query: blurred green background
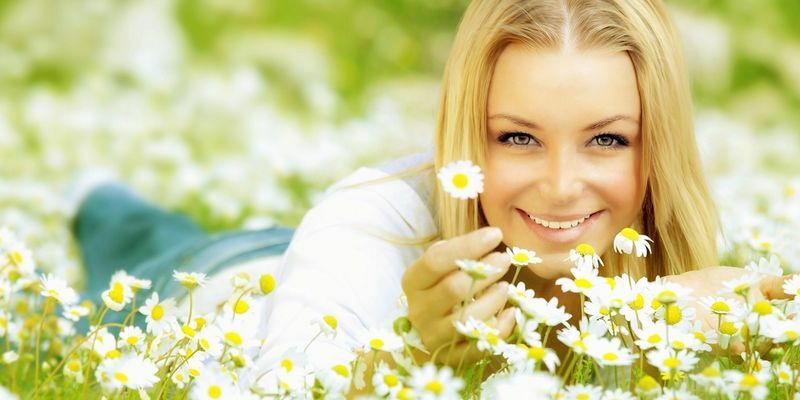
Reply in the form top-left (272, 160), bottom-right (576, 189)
top-left (0, 0), bottom-right (797, 284)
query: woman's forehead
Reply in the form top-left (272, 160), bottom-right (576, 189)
top-left (487, 44), bottom-right (641, 130)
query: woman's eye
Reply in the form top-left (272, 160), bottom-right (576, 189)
top-left (498, 132), bottom-right (536, 147)
top-left (591, 133), bottom-right (629, 148)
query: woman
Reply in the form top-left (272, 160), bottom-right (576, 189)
top-left (73, 0), bottom-right (789, 382)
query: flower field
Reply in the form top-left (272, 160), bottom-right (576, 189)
top-left (0, 0), bottom-right (799, 398)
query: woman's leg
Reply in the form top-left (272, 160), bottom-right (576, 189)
top-left (72, 183), bottom-right (209, 300)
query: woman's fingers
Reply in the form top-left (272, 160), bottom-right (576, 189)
top-left (402, 227), bottom-right (503, 292)
top-left (423, 252), bottom-right (511, 315)
top-left (759, 274), bottom-right (796, 300)
top-left (423, 283), bottom-right (513, 348)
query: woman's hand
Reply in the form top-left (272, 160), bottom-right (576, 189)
top-left (401, 227), bottom-right (516, 366)
top-left (669, 266), bottom-right (796, 353)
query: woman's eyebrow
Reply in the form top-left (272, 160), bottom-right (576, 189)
top-left (488, 113), bottom-right (639, 130)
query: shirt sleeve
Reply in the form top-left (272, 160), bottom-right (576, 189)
top-left (257, 168), bottom-right (434, 371)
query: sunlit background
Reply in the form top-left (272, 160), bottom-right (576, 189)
top-left (0, 0), bottom-right (797, 287)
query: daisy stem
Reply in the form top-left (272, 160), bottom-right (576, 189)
top-left (455, 341), bottom-right (471, 375)
top-left (592, 359), bottom-right (605, 387)
top-left (303, 330), bottom-right (323, 353)
top-left (557, 350), bottom-right (573, 376)
top-left (511, 266), bottom-right (522, 287)
top-left (542, 326), bottom-right (553, 347)
top-left (121, 296), bottom-right (138, 326)
top-left (82, 305), bottom-right (109, 394)
top-left (187, 288), bottom-right (194, 323)
top-left (161, 350), bottom-right (197, 394)
top-left (403, 343), bottom-right (418, 366)
top-left (34, 298), bottom-right (52, 386)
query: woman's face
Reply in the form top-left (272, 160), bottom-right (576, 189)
top-left (481, 43), bottom-right (644, 279)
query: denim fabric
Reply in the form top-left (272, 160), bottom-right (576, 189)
top-left (72, 184), bottom-right (293, 303)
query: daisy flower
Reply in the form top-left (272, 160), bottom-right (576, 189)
top-left (480, 371), bottom-right (561, 400)
top-left (101, 278), bottom-right (133, 312)
top-left (507, 282), bottom-right (535, 306)
top-left (138, 292), bottom-right (177, 335)
top-left (2, 350), bottom-right (18, 364)
top-left (566, 243), bottom-right (603, 269)
top-left (783, 274), bottom-right (800, 300)
top-left (723, 369), bottom-right (771, 400)
top-left (317, 363), bottom-right (352, 396)
top-left (62, 304), bottom-right (90, 322)
top-left (636, 375), bottom-right (661, 397)
top-left (645, 348), bottom-right (699, 377)
top-left (372, 361), bottom-right (403, 397)
top-left (500, 342), bottom-right (560, 373)
top-left (518, 296), bottom-right (571, 327)
top-left (556, 317), bottom-right (607, 354)
top-left (173, 270), bottom-right (207, 289)
top-left (763, 318), bottom-right (800, 344)
top-left (613, 227), bottom-right (653, 257)
top-left (720, 272), bottom-right (760, 297)
top-left (603, 388), bottom-right (637, 400)
top-left (63, 358), bottom-right (84, 383)
top-left (506, 247), bottom-right (542, 267)
top-left (39, 273), bottom-right (79, 306)
top-left (562, 384), bottom-right (603, 400)
top-left (358, 328), bottom-right (403, 353)
top-left (216, 314), bottom-right (260, 350)
top-left (585, 336), bottom-right (637, 367)
top-left (690, 361), bottom-right (726, 390)
top-left (744, 255), bottom-right (783, 276)
top-left (698, 296), bottom-right (741, 316)
top-left (314, 314), bottom-right (338, 338)
top-left (95, 353), bottom-right (159, 392)
top-left (189, 366), bottom-right (240, 400)
top-left (556, 263), bottom-right (602, 295)
top-left (408, 363), bottom-right (464, 400)
top-left (774, 362), bottom-right (796, 385)
top-left (455, 259), bottom-right (499, 280)
top-left (111, 270), bottom-right (152, 292)
top-left (118, 326), bottom-right (145, 350)
top-left (437, 160), bottom-right (484, 200)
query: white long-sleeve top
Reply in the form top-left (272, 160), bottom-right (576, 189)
top-left (257, 152), bottom-right (437, 370)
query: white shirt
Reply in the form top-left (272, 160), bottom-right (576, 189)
top-left (257, 153), bottom-right (437, 370)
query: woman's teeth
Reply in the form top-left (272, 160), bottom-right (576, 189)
top-left (528, 214), bottom-right (590, 229)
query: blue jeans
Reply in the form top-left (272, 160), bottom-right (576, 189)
top-left (72, 184), bottom-right (294, 303)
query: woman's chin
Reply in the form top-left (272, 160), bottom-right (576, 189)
top-left (526, 260), bottom-right (573, 281)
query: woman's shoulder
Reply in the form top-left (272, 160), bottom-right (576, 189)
top-left (298, 151), bottom-right (437, 238)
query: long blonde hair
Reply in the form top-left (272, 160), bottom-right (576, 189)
top-left (434, 0), bottom-right (718, 279)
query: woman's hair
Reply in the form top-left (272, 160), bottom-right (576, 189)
top-left (434, 0), bottom-right (718, 279)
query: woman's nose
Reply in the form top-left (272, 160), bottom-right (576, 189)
top-left (538, 148), bottom-right (585, 205)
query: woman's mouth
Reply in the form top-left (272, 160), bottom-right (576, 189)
top-left (517, 209), bottom-right (603, 244)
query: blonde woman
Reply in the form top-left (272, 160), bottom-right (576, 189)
top-left (257, 0), bottom-right (796, 376)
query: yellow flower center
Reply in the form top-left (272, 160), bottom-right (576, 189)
top-left (233, 300), bottom-right (249, 314)
top-left (384, 374), bottom-right (399, 387)
top-left (574, 278), bottom-right (592, 289)
top-left (657, 290), bottom-right (677, 304)
top-left (720, 321), bottom-right (737, 335)
top-left (528, 346), bottom-right (545, 360)
top-left (398, 387), bottom-right (414, 400)
top-left (323, 315), bottom-right (338, 330)
top-left (513, 253), bottom-right (529, 263)
top-left (780, 371), bottom-right (791, 381)
top-left (225, 332), bottom-right (243, 346)
top-left (151, 305), bottom-right (164, 321)
top-left (606, 277), bottom-right (616, 289)
top-left (281, 359), bottom-right (293, 372)
top-left (663, 357), bottom-right (680, 369)
top-left (424, 380), bottom-right (444, 394)
top-left (114, 372), bottom-right (128, 383)
top-left (200, 338), bottom-right (210, 350)
top-left (672, 340), bottom-right (685, 350)
top-left (576, 394), bottom-right (590, 400)
top-left (710, 301), bottom-right (730, 314)
top-left (666, 305), bottom-right (682, 325)
top-left (195, 317), bottom-right (206, 331)
top-left (208, 385), bottom-right (222, 398)
top-left (734, 283), bottom-right (750, 296)
top-left (109, 283), bottom-right (125, 304)
top-left (786, 331), bottom-right (798, 340)
top-left (370, 338), bottom-right (384, 349)
top-left (694, 331), bottom-right (707, 342)
top-left (575, 243), bottom-right (595, 256)
top-left (647, 334), bottom-right (661, 344)
top-left (752, 301), bottom-right (772, 316)
top-left (638, 376), bottom-right (659, 391)
top-left (260, 274), bottom-right (275, 294)
top-left (451, 174), bottom-right (468, 189)
top-left (126, 336), bottom-right (139, 345)
top-left (189, 368), bottom-right (200, 377)
top-left (105, 349), bottom-right (121, 359)
top-left (629, 294), bottom-right (644, 310)
top-left (603, 352), bottom-right (618, 362)
top-left (621, 227), bottom-right (639, 241)
top-left (67, 360), bottom-right (81, 372)
top-left (702, 366), bottom-right (720, 377)
top-left (572, 340), bottom-right (586, 352)
top-left (332, 364), bottom-right (349, 378)
top-left (740, 374), bottom-right (758, 388)
top-left (9, 251), bottom-right (23, 266)
top-left (182, 325), bottom-right (196, 338)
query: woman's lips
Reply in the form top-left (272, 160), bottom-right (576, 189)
top-left (517, 208), bottom-right (602, 244)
